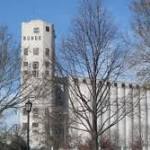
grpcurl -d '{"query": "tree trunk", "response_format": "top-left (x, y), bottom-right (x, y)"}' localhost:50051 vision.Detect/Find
top-left (92, 77), bottom-right (99, 150)
top-left (91, 113), bottom-right (99, 150)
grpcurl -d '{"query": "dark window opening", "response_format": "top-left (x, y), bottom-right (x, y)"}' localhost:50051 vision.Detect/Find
top-left (45, 61), bottom-right (49, 68)
top-left (82, 79), bottom-right (86, 83)
top-left (55, 87), bottom-right (64, 106)
top-left (33, 130), bottom-right (39, 133)
top-left (33, 62), bottom-right (39, 69)
top-left (24, 48), bottom-right (28, 55)
top-left (23, 108), bottom-right (27, 115)
top-left (122, 83), bottom-right (125, 88)
top-left (45, 71), bottom-right (49, 76)
top-left (23, 70), bottom-right (28, 76)
top-left (73, 78), bottom-right (78, 84)
top-left (31, 36), bottom-right (34, 40)
top-left (45, 48), bottom-right (49, 56)
top-left (46, 26), bottom-right (49, 32)
top-left (136, 85), bottom-right (139, 89)
top-left (23, 62), bottom-right (28, 67)
top-left (33, 27), bottom-right (40, 33)
top-left (114, 83), bottom-right (117, 87)
top-left (22, 123), bottom-right (28, 130)
top-left (32, 70), bottom-right (39, 77)
top-left (129, 84), bottom-right (133, 89)
top-left (32, 122), bottom-right (39, 127)
top-left (33, 108), bottom-right (39, 115)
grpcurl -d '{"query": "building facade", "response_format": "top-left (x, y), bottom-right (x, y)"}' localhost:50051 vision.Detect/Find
top-left (20, 20), bottom-right (150, 150)
top-left (68, 78), bottom-right (150, 150)
top-left (20, 20), bottom-right (55, 150)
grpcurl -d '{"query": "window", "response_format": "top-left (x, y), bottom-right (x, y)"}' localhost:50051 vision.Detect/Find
top-left (45, 61), bottom-right (49, 68)
top-left (45, 71), bottom-right (49, 76)
top-left (33, 27), bottom-right (40, 33)
top-left (39, 36), bottom-right (41, 40)
top-left (32, 70), bottom-right (39, 77)
top-left (35, 36), bottom-right (37, 40)
top-left (46, 26), bottom-right (49, 32)
top-left (45, 48), bottom-right (49, 56)
top-left (22, 123), bottom-right (28, 130)
top-left (56, 89), bottom-right (62, 99)
top-left (73, 78), bottom-right (78, 84)
top-left (31, 36), bottom-right (34, 40)
top-left (23, 36), bottom-right (26, 40)
top-left (23, 70), bottom-right (28, 76)
top-left (33, 48), bottom-right (39, 55)
top-left (107, 82), bottom-right (111, 87)
top-left (122, 83), bottom-right (125, 88)
top-left (23, 70), bottom-right (29, 79)
top-left (114, 82), bottom-right (117, 87)
top-left (23, 62), bottom-right (28, 67)
top-left (23, 108), bottom-right (27, 115)
top-left (129, 84), bottom-right (133, 89)
top-left (82, 79), bottom-right (86, 84)
top-left (33, 62), bottom-right (39, 69)
top-left (32, 122), bottom-right (39, 127)
top-left (32, 130), bottom-right (39, 134)
top-left (24, 48), bottom-right (28, 55)
top-left (54, 127), bottom-right (63, 135)
top-left (33, 108), bottom-right (39, 115)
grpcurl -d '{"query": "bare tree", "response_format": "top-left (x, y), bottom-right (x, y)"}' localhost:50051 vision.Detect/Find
top-left (0, 25), bottom-right (23, 114)
top-left (130, 137), bottom-right (143, 150)
top-left (99, 134), bottom-right (118, 150)
top-left (0, 124), bottom-right (27, 150)
top-left (129, 123), bottom-right (144, 150)
top-left (78, 138), bottom-right (92, 150)
top-left (129, 0), bottom-right (150, 83)
top-left (0, 25), bottom-right (51, 119)
top-left (57, 0), bottom-right (132, 149)
top-left (42, 79), bottom-right (69, 150)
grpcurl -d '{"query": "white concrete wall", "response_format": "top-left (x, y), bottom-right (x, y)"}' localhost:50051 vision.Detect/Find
top-left (20, 20), bottom-right (55, 149)
top-left (68, 79), bottom-right (150, 149)
top-left (20, 20), bottom-right (150, 150)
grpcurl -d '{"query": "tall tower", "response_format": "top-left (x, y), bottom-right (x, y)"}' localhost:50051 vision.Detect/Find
top-left (20, 20), bottom-right (55, 149)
